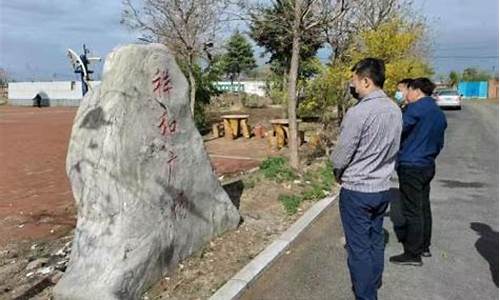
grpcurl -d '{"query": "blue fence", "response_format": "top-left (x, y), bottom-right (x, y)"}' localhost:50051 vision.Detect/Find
top-left (457, 81), bottom-right (488, 99)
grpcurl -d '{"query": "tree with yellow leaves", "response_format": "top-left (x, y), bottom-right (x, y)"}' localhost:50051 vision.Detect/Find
top-left (300, 15), bottom-right (433, 125)
top-left (349, 17), bottom-right (434, 97)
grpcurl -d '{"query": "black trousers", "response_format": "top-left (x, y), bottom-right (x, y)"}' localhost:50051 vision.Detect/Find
top-left (396, 165), bottom-right (435, 257)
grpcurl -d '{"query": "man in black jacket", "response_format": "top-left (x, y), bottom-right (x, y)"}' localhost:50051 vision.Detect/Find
top-left (390, 78), bottom-right (447, 266)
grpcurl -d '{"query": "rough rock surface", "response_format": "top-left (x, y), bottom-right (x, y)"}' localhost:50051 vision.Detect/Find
top-left (53, 44), bottom-right (240, 299)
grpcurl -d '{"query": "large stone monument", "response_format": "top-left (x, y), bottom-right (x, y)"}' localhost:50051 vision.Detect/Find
top-left (53, 44), bottom-right (241, 299)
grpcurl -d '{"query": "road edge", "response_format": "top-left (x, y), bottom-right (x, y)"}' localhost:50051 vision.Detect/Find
top-left (209, 193), bottom-right (339, 300)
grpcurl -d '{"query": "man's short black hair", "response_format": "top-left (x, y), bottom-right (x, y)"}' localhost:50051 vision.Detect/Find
top-left (397, 78), bottom-right (413, 87)
top-left (351, 58), bottom-right (386, 88)
top-left (407, 77), bottom-right (436, 96)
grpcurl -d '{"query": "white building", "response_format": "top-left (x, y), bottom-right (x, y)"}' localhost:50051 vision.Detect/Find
top-left (8, 80), bottom-right (267, 107)
top-left (8, 81), bottom-right (101, 106)
top-left (213, 81), bottom-right (266, 97)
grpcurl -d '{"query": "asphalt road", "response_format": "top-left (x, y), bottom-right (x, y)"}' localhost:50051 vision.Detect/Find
top-left (240, 101), bottom-right (499, 300)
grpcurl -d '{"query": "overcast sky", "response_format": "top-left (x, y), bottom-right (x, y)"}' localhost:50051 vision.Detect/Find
top-left (0, 0), bottom-right (498, 81)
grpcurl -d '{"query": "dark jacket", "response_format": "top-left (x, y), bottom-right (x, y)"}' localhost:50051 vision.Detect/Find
top-left (398, 96), bottom-right (447, 167)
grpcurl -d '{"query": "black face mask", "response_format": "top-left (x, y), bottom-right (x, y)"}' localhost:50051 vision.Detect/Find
top-left (349, 85), bottom-right (360, 100)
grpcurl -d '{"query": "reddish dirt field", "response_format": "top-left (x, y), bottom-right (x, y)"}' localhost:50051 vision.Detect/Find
top-left (0, 106), bottom-right (78, 247)
top-left (206, 136), bottom-right (281, 176)
top-left (0, 106), bottom-right (277, 247)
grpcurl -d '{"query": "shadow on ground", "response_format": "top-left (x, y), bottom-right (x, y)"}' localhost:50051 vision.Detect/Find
top-left (222, 179), bottom-right (244, 210)
top-left (471, 222), bottom-right (499, 287)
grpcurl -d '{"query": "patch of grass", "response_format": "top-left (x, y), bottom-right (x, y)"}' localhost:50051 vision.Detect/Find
top-left (302, 160), bottom-right (334, 201)
top-left (260, 157), bottom-right (298, 183)
top-left (319, 160), bottom-right (335, 188)
top-left (287, 161), bottom-right (335, 211)
top-left (277, 161), bottom-right (336, 215)
top-left (301, 183), bottom-right (326, 201)
top-left (242, 93), bottom-right (269, 108)
top-left (242, 175), bottom-right (260, 189)
top-left (278, 194), bottom-right (303, 215)
top-left (302, 169), bottom-right (315, 183)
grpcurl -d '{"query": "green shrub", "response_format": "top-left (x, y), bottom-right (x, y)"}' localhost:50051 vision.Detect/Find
top-left (242, 93), bottom-right (268, 108)
top-left (274, 160), bottom-right (335, 215)
top-left (301, 161), bottom-right (334, 201)
top-left (302, 183), bottom-right (326, 201)
top-left (319, 160), bottom-right (334, 187)
top-left (194, 101), bottom-right (209, 133)
top-left (243, 175), bottom-right (260, 189)
top-left (260, 157), bottom-right (297, 182)
top-left (279, 194), bottom-right (303, 215)
top-left (268, 87), bottom-right (287, 105)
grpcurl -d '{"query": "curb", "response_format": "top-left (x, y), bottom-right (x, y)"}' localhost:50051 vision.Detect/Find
top-left (209, 193), bottom-right (339, 300)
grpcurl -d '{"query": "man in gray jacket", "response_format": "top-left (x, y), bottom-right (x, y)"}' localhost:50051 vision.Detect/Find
top-left (331, 58), bottom-right (402, 300)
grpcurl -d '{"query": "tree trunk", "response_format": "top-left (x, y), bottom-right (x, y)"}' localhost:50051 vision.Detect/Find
top-left (188, 67), bottom-right (196, 115)
top-left (287, 0), bottom-right (302, 170)
top-left (337, 101), bottom-right (344, 126)
top-left (282, 68), bottom-right (288, 92)
top-left (337, 96), bottom-right (347, 126)
top-left (337, 87), bottom-right (350, 126)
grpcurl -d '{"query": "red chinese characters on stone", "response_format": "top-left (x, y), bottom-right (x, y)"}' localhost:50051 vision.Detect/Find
top-left (157, 113), bottom-right (178, 183)
top-left (170, 191), bottom-right (190, 220)
top-left (158, 112), bottom-right (177, 136)
top-left (166, 150), bottom-right (178, 184)
top-left (152, 68), bottom-right (179, 185)
top-left (167, 150), bottom-right (177, 164)
top-left (152, 69), bottom-right (173, 97)
top-left (156, 111), bottom-right (178, 183)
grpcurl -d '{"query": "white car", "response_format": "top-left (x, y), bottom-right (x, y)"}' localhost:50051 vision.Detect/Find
top-left (434, 89), bottom-right (462, 110)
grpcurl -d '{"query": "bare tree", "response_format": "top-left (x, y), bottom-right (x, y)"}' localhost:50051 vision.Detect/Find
top-left (323, 1), bottom-right (357, 124)
top-left (323, 0), bottom-right (405, 124)
top-left (291, 0), bottom-right (346, 169)
top-left (287, 0), bottom-right (302, 170)
top-left (121, 0), bottom-right (231, 114)
top-left (325, 0), bottom-right (407, 64)
top-left (0, 68), bottom-right (8, 87)
top-left (354, 0), bottom-right (399, 29)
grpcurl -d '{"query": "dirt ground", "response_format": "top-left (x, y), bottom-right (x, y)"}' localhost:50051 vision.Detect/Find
top-left (0, 107), bottom-right (77, 247)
